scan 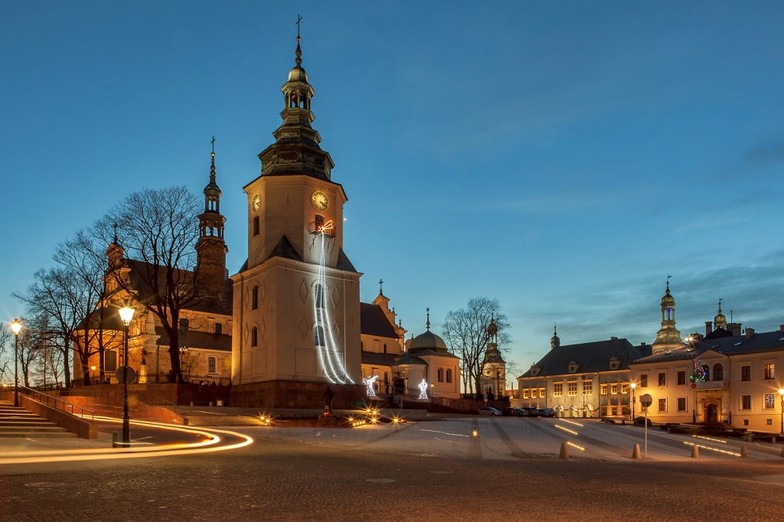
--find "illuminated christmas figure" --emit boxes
[363,375,379,397]
[418,379,429,400]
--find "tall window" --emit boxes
[253,216,259,236]
[658,373,666,386]
[677,397,687,412]
[315,283,325,308]
[741,365,751,381]
[437,368,444,382]
[600,384,608,395]
[314,326,325,346]
[677,371,686,385]
[712,364,724,381]
[620,383,628,394]
[567,381,578,396]
[215,323,222,335]
[208,356,217,374]
[658,398,667,412]
[553,383,563,397]
[764,394,776,409]
[763,363,775,380]
[640,374,648,387]
[251,326,258,347]
[251,286,259,310]
[446,369,452,383]
[610,383,618,395]
[741,395,751,410]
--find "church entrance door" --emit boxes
[705,402,719,424]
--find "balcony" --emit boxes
[695,380,726,390]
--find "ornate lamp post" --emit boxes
[118,306,135,446]
[630,382,637,421]
[10,319,22,407]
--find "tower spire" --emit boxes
[426,308,431,331]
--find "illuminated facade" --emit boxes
[480,318,506,398]
[74,146,232,386]
[230,34,362,406]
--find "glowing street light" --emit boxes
[778,388,784,435]
[118,306,135,446]
[630,382,637,421]
[10,319,22,407]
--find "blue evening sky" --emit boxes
[2,1,783,371]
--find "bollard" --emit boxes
[632,443,641,459]
[559,441,569,460]
[740,445,748,458]
[691,445,699,459]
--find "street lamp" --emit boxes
[630,382,637,421]
[778,388,784,435]
[118,306,135,446]
[10,319,22,407]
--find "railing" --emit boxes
[21,386,96,421]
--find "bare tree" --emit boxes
[100,186,201,383]
[442,298,510,397]
[0,327,11,386]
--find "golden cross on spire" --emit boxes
[295,14,303,39]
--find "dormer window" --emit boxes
[609,357,621,370]
[568,361,580,373]
[530,365,541,377]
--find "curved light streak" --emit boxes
[0,417,253,465]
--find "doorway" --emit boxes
[705,402,719,424]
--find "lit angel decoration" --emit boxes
[363,375,379,397]
[418,379,429,400]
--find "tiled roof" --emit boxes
[360,303,398,338]
[631,329,784,365]
[361,352,398,366]
[521,338,649,378]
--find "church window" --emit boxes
[741,365,751,381]
[253,216,259,236]
[553,383,563,397]
[437,369,443,382]
[567,381,577,396]
[658,373,666,386]
[640,374,648,387]
[251,286,259,310]
[677,371,686,385]
[314,326,325,346]
[315,283,325,309]
[763,363,775,380]
[584,380,593,395]
[446,369,452,383]
[658,398,667,412]
[741,395,751,410]
[712,364,724,381]
[677,397,687,411]
[383,343,387,354]
[208,357,217,374]
[251,326,258,347]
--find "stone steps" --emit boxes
[0,402,77,438]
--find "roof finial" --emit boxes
[210,136,217,183]
[379,278,384,296]
[426,308,431,331]
[553,323,557,336]
[718,298,722,312]
[666,274,671,291]
[294,14,303,67]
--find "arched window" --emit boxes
[251,285,259,310]
[446,369,453,383]
[251,326,258,347]
[712,363,724,382]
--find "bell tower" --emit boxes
[652,278,682,355]
[195,138,228,302]
[231,27,362,406]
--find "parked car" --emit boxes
[503,407,529,416]
[537,408,556,417]
[478,407,502,416]
[521,407,540,416]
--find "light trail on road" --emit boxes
[0,417,253,465]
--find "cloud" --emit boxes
[743,138,784,169]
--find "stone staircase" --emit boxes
[0,400,77,438]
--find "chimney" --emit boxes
[780,324,784,333]
[745,327,755,338]
[705,321,713,336]
[730,323,742,336]
[610,336,618,341]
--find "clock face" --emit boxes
[252,193,261,213]
[311,190,329,211]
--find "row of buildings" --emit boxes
[517,284,784,434]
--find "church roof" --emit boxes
[360,303,398,338]
[521,338,648,378]
[156,326,232,352]
[267,235,302,262]
[362,351,398,367]
[409,330,449,354]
